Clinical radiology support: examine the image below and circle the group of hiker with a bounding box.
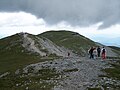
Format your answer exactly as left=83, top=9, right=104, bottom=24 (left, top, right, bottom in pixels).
left=88, top=46, right=106, bottom=60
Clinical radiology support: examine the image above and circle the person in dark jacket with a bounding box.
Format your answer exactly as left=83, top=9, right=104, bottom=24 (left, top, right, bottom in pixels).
left=97, top=46, right=101, bottom=57
left=68, top=52, right=70, bottom=57
left=88, top=47, right=94, bottom=59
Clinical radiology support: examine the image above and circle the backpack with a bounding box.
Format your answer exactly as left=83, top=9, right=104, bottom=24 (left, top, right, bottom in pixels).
left=97, top=48, right=101, bottom=52
left=102, top=48, right=106, bottom=53
left=89, top=48, right=94, bottom=54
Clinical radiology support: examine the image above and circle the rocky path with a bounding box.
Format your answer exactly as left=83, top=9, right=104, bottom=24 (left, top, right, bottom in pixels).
left=23, top=57, right=112, bottom=90
left=53, top=57, right=111, bottom=90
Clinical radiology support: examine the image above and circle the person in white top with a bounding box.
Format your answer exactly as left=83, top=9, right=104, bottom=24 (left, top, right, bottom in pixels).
left=93, top=47, right=97, bottom=59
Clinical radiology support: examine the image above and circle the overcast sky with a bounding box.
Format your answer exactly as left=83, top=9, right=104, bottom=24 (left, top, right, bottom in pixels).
left=0, top=0, right=120, bottom=46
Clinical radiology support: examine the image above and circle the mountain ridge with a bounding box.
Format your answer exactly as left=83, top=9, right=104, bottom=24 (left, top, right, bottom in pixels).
left=0, top=30, right=119, bottom=73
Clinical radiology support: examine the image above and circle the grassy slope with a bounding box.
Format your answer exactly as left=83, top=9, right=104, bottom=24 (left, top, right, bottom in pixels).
left=39, top=30, right=97, bottom=56
left=0, top=34, right=42, bottom=73
left=0, top=34, right=60, bottom=90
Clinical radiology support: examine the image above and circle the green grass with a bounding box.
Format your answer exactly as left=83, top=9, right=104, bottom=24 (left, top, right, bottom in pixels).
left=0, top=68, right=60, bottom=90
left=0, top=40, right=42, bottom=73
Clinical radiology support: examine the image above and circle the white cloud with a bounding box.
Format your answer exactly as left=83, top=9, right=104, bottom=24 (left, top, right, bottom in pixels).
left=0, top=12, right=46, bottom=27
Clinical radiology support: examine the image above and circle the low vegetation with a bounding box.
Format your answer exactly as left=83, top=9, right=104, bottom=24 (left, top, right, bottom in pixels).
left=100, top=59, right=120, bottom=89
left=0, top=68, right=60, bottom=90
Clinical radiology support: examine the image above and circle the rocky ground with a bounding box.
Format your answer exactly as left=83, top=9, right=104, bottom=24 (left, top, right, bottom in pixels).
left=21, top=57, right=120, bottom=90
left=0, top=56, right=120, bottom=90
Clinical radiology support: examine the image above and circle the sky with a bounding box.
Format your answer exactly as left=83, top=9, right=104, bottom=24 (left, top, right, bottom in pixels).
left=0, top=0, right=120, bottom=47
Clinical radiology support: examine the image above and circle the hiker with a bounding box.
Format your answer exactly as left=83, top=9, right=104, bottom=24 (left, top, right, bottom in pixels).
left=97, top=46, right=101, bottom=57
left=68, top=52, right=70, bottom=57
left=101, top=47, right=106, bottom=59
left=93, top=47, right=97, bottom=59
left=88, top=47, right=94, bottom=59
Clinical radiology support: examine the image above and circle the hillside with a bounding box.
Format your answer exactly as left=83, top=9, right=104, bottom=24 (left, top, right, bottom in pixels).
left=40, top=30, right=97, bottom=56
left=0, top=32, right=74, bottom=73
left=0, top=33, right=41, bottom=73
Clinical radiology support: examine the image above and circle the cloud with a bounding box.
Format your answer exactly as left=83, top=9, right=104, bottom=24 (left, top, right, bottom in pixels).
left=0, top=11, right=120, bottom=47
left=0, top=0, right=120, bottom=29
left=0, top=12, right=46, bottom=27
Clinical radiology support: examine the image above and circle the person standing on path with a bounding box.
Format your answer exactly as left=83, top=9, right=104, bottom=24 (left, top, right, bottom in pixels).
left=93, top=47, right=97, bottom=59
left=88, top=47, right=94, bottom=59
left=101, top=47, right=106, bottom=59
left=68, top=52, right=70, bottom=57
left=97, top=46, right=101, bottom=57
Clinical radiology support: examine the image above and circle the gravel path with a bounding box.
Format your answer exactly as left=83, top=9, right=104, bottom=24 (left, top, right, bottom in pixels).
left=53, top=57, right=110, bottom=90
left=23, top=57, right=111, bottom=90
